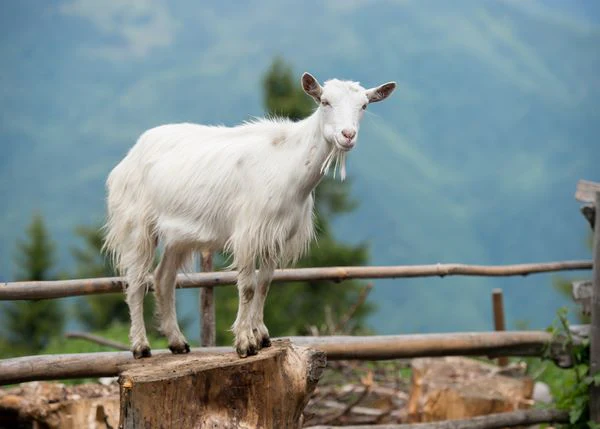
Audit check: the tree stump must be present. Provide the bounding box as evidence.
[118,339,326,429]
[407,357,534,423]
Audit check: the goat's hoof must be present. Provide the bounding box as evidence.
[236,344,258,358]
[169,342,191,354]
[132,346,152,359]
[261,336,272,348]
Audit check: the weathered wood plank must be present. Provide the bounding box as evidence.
[0,332,574,385]
[576,179,600,203]
[304,408,569,429]
[0,260,593,301]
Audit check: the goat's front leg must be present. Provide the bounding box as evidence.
[251,260,275,349]
[232,264,259,357]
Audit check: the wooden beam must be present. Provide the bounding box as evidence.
[0,260,592,301]
[590,192,600,422]
[304,408,569,429]
[0,332,573,385]
[575,179,600,203]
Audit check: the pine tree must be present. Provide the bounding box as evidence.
[14,213,56,281]
[3,213,65,355]
[70,224,156,331]
[262,57,314,121]
[214,57,374,344]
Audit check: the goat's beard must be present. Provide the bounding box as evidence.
[320,146,347,181]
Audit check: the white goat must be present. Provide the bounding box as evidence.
[104,72,396,358]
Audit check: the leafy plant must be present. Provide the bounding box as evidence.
[544,307,598,428]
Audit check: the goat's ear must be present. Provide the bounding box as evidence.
[302,72,322,103]
[366,82,396,103]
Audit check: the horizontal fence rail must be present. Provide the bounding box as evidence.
[0,331,571,385]
[0,260,592,301]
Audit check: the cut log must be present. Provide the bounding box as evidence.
[407,357,533,423]
[304,408,569,428]
[0,381,119,429]
[118,339,325,429]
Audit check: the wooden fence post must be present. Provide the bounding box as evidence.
[492,289,508,367]
[576,180,600,421]
[591,191,600,422]
[200,251,215,347]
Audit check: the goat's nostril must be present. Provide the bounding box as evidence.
[341,129,356,140]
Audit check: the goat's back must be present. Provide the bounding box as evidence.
[105,121,315,268]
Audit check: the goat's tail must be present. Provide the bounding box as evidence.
[103,163,157,280]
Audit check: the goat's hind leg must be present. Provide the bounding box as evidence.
[154,248,190,354]
[122,225,157,359]
[126,268,152,359]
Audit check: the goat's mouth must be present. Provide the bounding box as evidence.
[338,142,354,152]
[334,138,355,152]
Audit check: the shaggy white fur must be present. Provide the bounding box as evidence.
[104,72,396,358]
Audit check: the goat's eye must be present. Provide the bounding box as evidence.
[361,104,367,110]
[321,100,330,107]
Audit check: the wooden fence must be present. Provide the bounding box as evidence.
[0,331,571,385]
[0,179,598,428]
[0,260,591,300]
